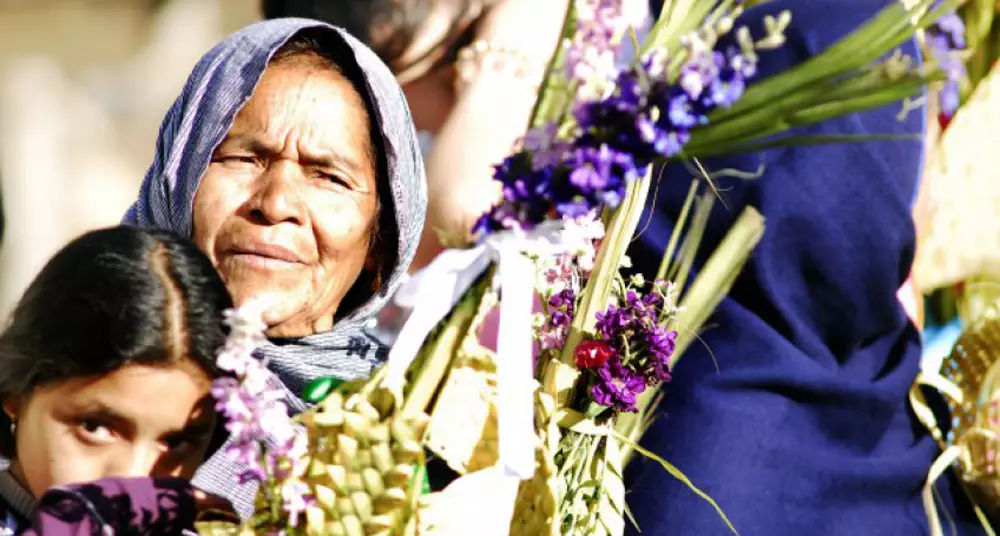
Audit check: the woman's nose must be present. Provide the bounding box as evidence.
[251,161,306,225]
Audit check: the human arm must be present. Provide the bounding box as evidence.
[412,0,570,269]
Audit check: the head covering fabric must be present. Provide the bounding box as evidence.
[122,18,426,517]
[625,0,983,534]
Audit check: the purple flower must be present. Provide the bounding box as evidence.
[646,326,677,383]
[593,285,678,389]
[538,288,576,350]
[281,479,314,528]
[474,30,760,235]
[591,355,647,412]
[936,13,967,49]
[926,10,967,121]
[565,145,635,208]
[564,0,629,93]
[226,437,263,467]
[667,93,701,128]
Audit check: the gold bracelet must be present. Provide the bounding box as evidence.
[454,40,543,91]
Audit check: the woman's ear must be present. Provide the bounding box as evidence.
[2,397,21,423]
[364,230,383,292]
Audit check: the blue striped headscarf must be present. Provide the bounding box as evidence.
[122,18,426,516]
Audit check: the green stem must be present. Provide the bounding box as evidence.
[671,207,765,365]
[670,191,715,291]
[656,180,700,282]
[527,1,577,130]
[560,170,653,361]
[400,273,491,417]
[716,0,944,122]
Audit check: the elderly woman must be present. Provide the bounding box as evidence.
[123,19,426,517]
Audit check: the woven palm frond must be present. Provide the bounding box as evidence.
[424,352,500,474]
[297,390,430,536]
[913,64,1000,290]
[509,440,559,536]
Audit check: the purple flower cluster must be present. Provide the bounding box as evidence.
[210,305,313,525]
[475,47,757,235]
[539,288,576,350]
[585,286,678,412]
[926,11,967,122]
[564,0,630,93]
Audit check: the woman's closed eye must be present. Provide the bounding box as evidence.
[313,169,351,189]
[213,153,259,167]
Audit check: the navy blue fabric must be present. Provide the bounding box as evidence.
[625,1,984,534]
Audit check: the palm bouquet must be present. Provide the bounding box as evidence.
[196,1,961,534]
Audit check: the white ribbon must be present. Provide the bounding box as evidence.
[420,466,522,535]
[386,221,568,481]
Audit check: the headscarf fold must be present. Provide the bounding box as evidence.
[123,18,426,516]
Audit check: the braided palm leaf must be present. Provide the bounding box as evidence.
[509,440,559,536]
[425,350,500,474]
[297,390,431,536]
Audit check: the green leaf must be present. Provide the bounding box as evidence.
[400,270,491,417]
[642,0,718,54]
[686,77,930,153]
[656,180,700,282]
[671,207,765,364]
[595,439,627,536]
[684,133,921,158]
[613,432,739,535]
[302,377,344,404]
[716,0,950,123]
[527,1,577,129]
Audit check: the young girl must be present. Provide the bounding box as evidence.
[0,226,233,533]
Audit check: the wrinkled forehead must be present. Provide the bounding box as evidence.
[157,21,385,232]
[226,53,379,174]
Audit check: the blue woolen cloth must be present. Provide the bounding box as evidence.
[625,1,984,534]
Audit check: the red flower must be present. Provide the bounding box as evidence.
[575,340,615,369]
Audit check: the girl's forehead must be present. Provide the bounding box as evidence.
[29,363,214,431]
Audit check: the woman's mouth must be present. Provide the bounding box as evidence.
[225,242,305,270]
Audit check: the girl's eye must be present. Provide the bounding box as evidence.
[78,419,114,443]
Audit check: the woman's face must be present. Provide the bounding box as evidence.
[192,59,379,338]
[4,362,215,497]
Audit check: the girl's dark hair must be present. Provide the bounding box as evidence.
[0,226,234,458]
[270,28,399,318]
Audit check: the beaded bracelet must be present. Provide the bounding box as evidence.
[454,40,544,92]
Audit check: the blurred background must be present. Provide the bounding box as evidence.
[0,0,258,317]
